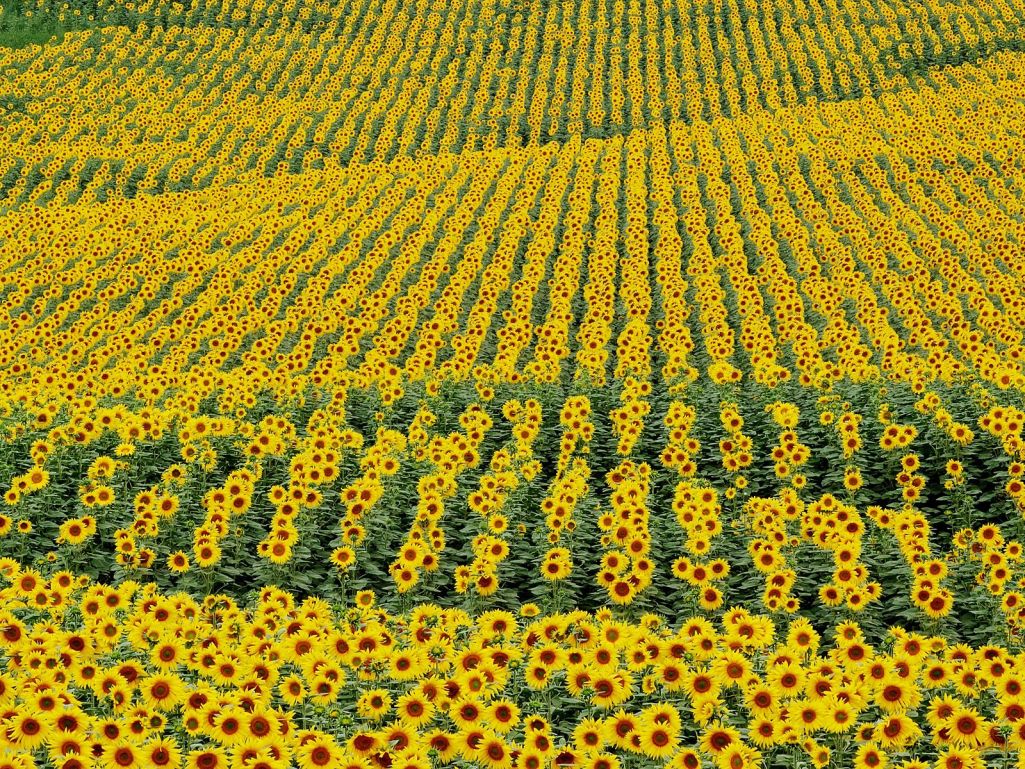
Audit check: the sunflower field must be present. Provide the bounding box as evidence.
[5,0,1025,767]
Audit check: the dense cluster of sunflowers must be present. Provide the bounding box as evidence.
[2,0,1025,199]
[7,566,1025,769]
[7,0,1025,762]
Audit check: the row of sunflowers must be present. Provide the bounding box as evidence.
[0,53,1025,628]
[1,0,1025,200]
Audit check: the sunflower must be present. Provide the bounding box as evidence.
[699,724,741,756]
[783,618,819,656]
[477,735,513,769]
[159,549,190,574]
[151,640,185,670]
[141,674,186,711]
[997,698,1025,725]
[874,676,921,714]
[356,690,392,721]
[382,724,416,755]
[921,661,951,689]
[50,732,86,760]
[485,701,520,734]
[6,713,52,750]
[215,709,253,747]
[947,705,990,748]
[585,753,621,769]
[144,739,182,769]
[658,661,686,691]
[921,591,952,619]
[789,700,822,734]
[852,743,887,769]
[748,717,779,748]
[396,692,435,727]
[821,696,857,734]
[243,711,276,742]
[767,663,805,699]
[808,744,831,769]
[347,732,380,757]
[669,749,702,769]
[633,717,677,758]
[517,751,545,769]
[194,543,222,568]
[422,730,459,763]
[573,718,604,752]
[744,683,779,716]
[330,546,356,571]
[278,675,306,706]
[711,652,751,688]
[296,737,344,769]
[933,748,976,769]
[684,668,722,702]
[698,586,724,611]
[59,518,92,545]
[590,671,633,709]
[876,715,922,748]
[716,744,760,769]
[925,695,960,731]
[102,741,141,769]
